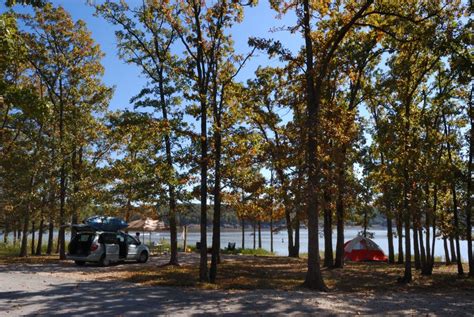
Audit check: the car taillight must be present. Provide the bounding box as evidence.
[90,243,99,251]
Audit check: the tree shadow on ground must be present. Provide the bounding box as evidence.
[1,253,473,315]
[1,276,473,316]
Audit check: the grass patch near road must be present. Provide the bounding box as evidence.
[0,243,59,265]
[0,243,21,257]
[0,254,59,265]
[221,248,274,256]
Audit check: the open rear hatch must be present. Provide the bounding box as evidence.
[68,230,95,256]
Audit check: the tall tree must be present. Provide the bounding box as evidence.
[20,4,111,259]
[162,0,252,282]
[246,66,301,258]
[299,0,373,290]
[96,0,185,266]
[0,12,52,257]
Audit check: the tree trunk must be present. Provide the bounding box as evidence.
[270,173,274,253]
[20,212,29,257]
[183,225,188,252]
[425,210,431,264]
[157,68,179,267]
[274,166,296,258]
[419,227,426,270]
[241,218,245,249]
[210,113,222,282]
[443,236,451,265]
[17,222,21,242]
[31,220,35,256]
[56,232,61,254]
[413,214,421,270]
[198,102,208,282]
[3,222,8,244]
[467,85,473,277]
[270,216,274,253]
[58,168,66,259]
[58,78,66,260]
[286,219,296,256]
[70,146,81,241]
[401,141,412,282]
[20,174,36,257]
[46,163,56,255]
[397,213,404,264]
[334,145,347,268]
[323,191,333,267]
[387,216,395,264]
[380,152,394,264]
[167,175,178,266]
[253,221,256,250]
[402,204,412,282]
[421,185,438,275]
[301,0,372,290]
[36,217,44,256]
[190,6,210,282]
[198,100,208,282]
[283,202,295,257]
[257,221,262,249]
[422,191,432,275]
[451,192,464,275]
[294,216,300,257]
[449,236,457,263]
[444,114,463,274]
[429,205,436,272]
[273,170,296,257]
[334,170,345,268]
[46,219,54,255]
[302,0,326,291]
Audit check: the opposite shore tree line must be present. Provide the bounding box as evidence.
[0,0,472,290]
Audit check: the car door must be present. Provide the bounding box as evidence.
[126,234,140,260]
[117,233,127,259]
[100,233,119,262]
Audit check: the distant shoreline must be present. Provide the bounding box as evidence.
[160,225,388,234]
[0,225,390,236]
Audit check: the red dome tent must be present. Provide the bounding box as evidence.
[344,236,387,262]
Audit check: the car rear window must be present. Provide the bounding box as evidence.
[99,233,119,244]
[78,234,93,242]
[126,235,139,245]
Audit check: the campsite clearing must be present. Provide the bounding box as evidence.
[1,253,473,315]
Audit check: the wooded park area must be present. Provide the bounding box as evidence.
[0,0,472,293]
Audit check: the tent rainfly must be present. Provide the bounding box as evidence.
[344,236,388,262]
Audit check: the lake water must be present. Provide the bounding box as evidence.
[152,227,471,261]
[2,227,471,261]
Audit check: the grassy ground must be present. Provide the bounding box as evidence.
[0,242,58,265]
[221,248,274,256]
[118,255,473,292]
[0,243,20,257]
[2,242,472,293]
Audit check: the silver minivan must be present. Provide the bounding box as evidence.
[67,230,149,266]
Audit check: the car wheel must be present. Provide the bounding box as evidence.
[74,260,85,266]
[137,251,148,263]
[99,254,110,267]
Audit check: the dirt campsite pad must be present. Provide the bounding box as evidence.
[1,253,473,316]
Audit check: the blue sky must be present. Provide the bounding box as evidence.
[4,0,303,112]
